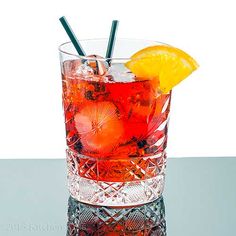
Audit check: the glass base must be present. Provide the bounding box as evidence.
[68,171,165,207]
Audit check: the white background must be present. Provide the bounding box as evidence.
[0,0,236,159]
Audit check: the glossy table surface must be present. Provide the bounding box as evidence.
[0,157,235,235]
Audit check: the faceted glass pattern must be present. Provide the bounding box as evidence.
[67,196,166,236]
[67,150,166,206]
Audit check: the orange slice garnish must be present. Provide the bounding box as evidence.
[125,45,199,93]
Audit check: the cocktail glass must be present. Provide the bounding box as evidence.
[59,39,171,206]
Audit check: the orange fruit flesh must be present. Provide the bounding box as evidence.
[125,45,199,93]
[74,101,123,153]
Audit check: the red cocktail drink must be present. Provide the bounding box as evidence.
[63,59,170,183]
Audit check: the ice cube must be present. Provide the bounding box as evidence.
[63,59,81,77]
[76,64,94,76]
[75,56,111,82]
[86,55,109,76]
[108,63,135,82]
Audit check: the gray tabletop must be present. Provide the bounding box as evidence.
[0,157,235,236]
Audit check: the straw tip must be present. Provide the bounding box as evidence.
[59,16,66,22]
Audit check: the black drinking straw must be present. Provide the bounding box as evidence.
[59,16,86,56]
[106,20,119,60]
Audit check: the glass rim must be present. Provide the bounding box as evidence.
[58,38,169,61]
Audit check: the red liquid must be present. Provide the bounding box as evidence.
[62,60,171,182]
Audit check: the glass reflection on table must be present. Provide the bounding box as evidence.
[67,196,166,236]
